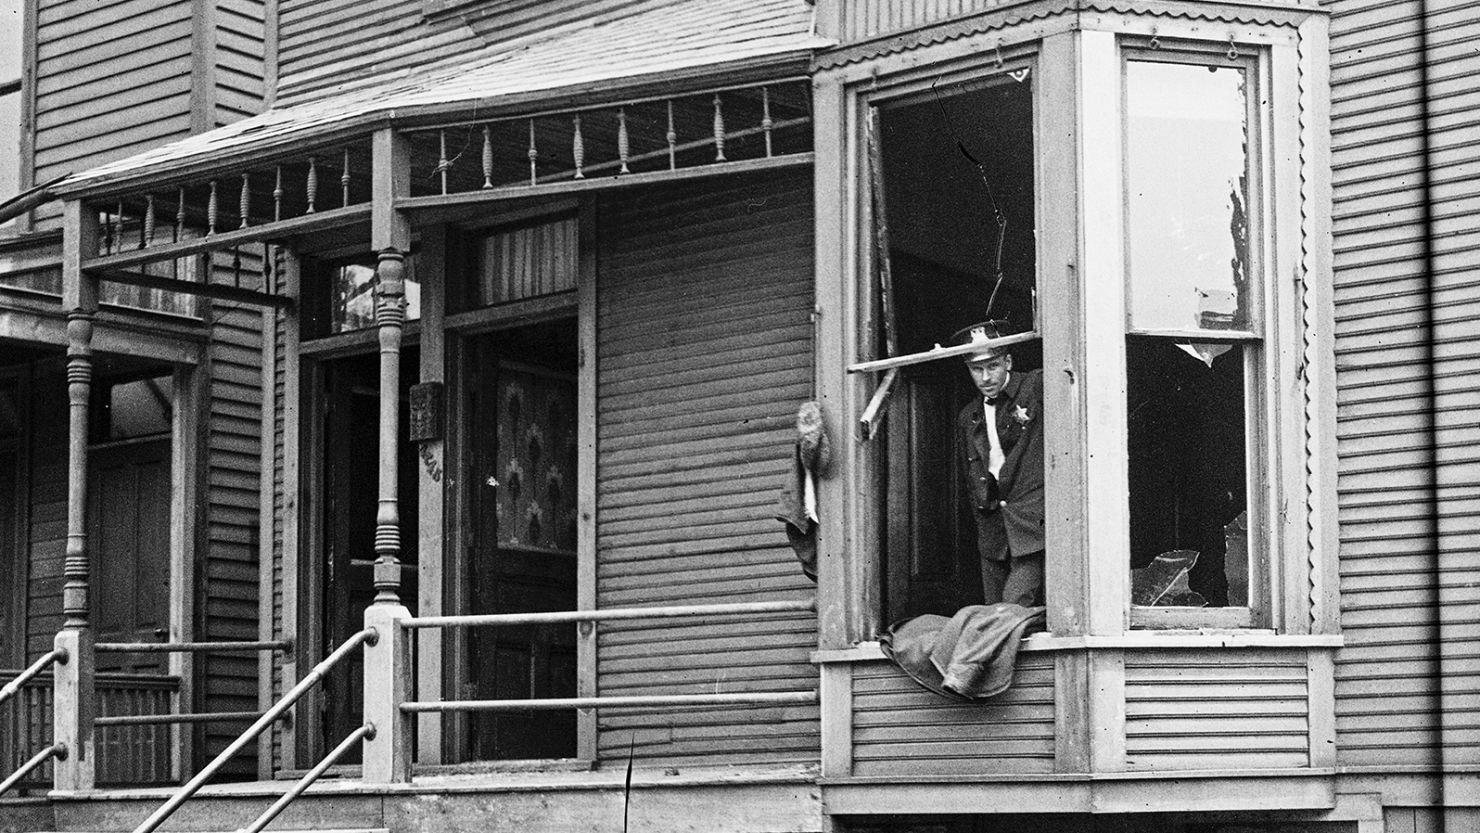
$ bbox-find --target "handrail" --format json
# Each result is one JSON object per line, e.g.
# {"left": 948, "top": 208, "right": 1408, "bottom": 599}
{"left": 96, "top": 710, "right": 275, "bottom": 727}
{"left": 96, "top": 640, "right": 292, "bottom": 654}
{"left": 0, "top": 743, "right": 65, "bottom": 797}
{"left": 239, "top": 723, "right": 375, "bottom": 833}
{"left": 403, "top": 598, "right": 817, "bottom": 629}
{"left": 130, "top": 627, "right": 377, "bottom": 833}
{"left": 403, "top": 691, "right": 818, "bottom": 713}
{"left": 0, "top": 648, "right": 67, "bottom": 708}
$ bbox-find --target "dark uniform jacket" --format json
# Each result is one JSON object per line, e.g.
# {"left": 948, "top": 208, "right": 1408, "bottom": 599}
{"left": 956, "top": 368, "right": 1046, "bottom": 561}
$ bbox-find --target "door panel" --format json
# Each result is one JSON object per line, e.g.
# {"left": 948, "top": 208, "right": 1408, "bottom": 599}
{"left": 89, "top": 439, "right": 171, "bottom": 674}
{"left": 465, "top": 328, "right": 578, "bottom": 761}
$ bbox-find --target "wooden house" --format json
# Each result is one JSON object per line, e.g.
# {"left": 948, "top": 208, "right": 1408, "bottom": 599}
{"left": 1, "top": 1, "right": 1476, "bottom": 832}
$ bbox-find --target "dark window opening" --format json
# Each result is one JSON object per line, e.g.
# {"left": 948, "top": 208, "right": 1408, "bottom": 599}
{"left": 873, "top": 76, "right": 1038, "bottom": 623}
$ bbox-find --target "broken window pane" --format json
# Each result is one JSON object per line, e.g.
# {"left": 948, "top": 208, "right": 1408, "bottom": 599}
{"left": 1125, "top": 60, "right": 1252, "bottom": 333}
{"left": 873, "top": 75, "right": 1041, "bottom": 622}
{"left": 1126, "top": 337, "right": 1249, "bottom": 608}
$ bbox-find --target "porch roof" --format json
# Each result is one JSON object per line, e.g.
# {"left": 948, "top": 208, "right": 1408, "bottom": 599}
{"left": 54, "top": 0, "right": 830, "bottom": 197}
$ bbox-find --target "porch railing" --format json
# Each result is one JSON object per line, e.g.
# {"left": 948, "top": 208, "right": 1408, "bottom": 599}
{"left": 129, "top": 628, "right": 376, "bottom": 833}
{"left": 361, "top": 597, "right": 821, "bottom": 783}
{"left": 1, "top": 661, "right": 178, "bottom": 795}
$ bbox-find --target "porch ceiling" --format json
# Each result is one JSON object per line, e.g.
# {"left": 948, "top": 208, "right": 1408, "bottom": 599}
{"left": 52, "top": 0, "right": 831, "bottom": 199}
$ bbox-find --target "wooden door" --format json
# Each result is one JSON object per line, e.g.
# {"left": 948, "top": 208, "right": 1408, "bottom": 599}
{"left": 884, "top": 364, "right": 981, "bottom": 623}
{"left": 466, "top": 337, "right": 578, "bottom": 761}
{"left": 88, "top": 438, "right": 171, "bottom": 674}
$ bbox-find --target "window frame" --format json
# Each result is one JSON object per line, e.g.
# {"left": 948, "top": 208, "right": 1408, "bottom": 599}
{"left": 1119, "top": 42, "right": 1272, "bottom": 630}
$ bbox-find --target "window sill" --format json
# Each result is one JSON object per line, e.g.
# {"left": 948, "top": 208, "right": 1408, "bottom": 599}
{"left": 812, "top": 631, "right": 1343, "bottom": 663}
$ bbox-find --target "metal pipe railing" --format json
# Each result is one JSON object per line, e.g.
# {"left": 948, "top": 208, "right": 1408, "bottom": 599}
{"left": 0, "top": 648, "right": 67, "bottom": 708}
{"left": 402, "top": 598, "right": 816, "bottom": 630}
{"left": 96, "top": 640, "right": 292, "bottom": 654}
{"left": 402, "top": 691, "right": 818, "bottom": 713}
{"left": 0, "top": 743, "right": 65, "bottom": 797}
{"left": 239, "top": 723, "right": 375, "bottom": 833}
{"left": 130, "top": 627, "right": 377, "bottom": 833}
{"left": 96, "top": 710, "right": 274, "bottom": 727}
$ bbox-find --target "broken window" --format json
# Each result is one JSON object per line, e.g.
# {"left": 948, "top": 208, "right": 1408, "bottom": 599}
{"left": 869, "top": 72, "right": 1041, "bottom": 623}
{"left": 1124, "top": 55, "right": 1258, "bottom": 620}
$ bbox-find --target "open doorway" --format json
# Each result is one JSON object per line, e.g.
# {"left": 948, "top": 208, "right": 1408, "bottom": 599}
{"left": 873, "top": 75, "right": 1038, "bottom": 623}
{"left": 311, "top": 348, "right": 420, "bottom": 763}
{"left": 462, "top": 318, "right": 579, "bottom": 761}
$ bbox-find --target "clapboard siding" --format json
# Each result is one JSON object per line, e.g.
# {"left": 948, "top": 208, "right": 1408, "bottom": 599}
{"left": 197, "top": 260, "right": 266, "bottom": 776}
{"left": 850, "top": 656, "right": 1056, "bottom": 777}
{"left": 594, "top": 169, "right": 817, "bottom": 767}
{"left": 24, "top": 360, "right": 68, "bottom": 660}
{"left": 30, "top": 0, "right": 195, "bottom": 186}
{"left": 273, "top": 0, "right": 707, "bottom": 103}
{"left": 837, "top": 0, "right": 1007, "bottom": 43}
{"left": 1124, "top": 652, "right": 1309, "bottom": 771}
{"left": 1326, "top": 0, "right": 1480, "bottom": 770}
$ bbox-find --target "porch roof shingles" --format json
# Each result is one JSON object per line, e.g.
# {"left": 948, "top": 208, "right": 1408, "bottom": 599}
{"left": 56, "top": 0, "right": 829, "bottom": 195}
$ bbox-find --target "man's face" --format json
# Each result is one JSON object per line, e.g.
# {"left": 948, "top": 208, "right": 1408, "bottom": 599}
{"left": 967, "top": 354, "right": 1013, "bottom": 399}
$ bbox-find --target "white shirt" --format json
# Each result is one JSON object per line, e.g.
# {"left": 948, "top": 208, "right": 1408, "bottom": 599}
{"left": 983, "top": 373, "right": 1010, "bottom": 479}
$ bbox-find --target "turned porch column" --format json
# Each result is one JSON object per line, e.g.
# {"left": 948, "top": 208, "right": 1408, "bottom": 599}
{"left": 55, "top": 199, "right": 99, "bottom": 792}
{"left": 362, "top": 128, "right": 413, "bottom": 783}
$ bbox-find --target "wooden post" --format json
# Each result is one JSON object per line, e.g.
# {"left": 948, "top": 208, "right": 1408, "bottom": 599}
{"left": 415, "top": 226, "right": 447, "bottom": 765}
{"left": 370, "top": 127, "right": 412, "bottom": 607}
{"left": 371, "top": 247, "right": 407, "bottom": 606}
{"left": 364, "top": 128, "right": 414, "bottom": 777}
{"left": 56, "top": 199, "right": 99, "bottom": 792}
{"left": 361, "top": 604, "right": 411, "bottom": 782}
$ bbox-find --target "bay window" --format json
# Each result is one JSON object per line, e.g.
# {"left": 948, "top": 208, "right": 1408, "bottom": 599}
{"left": 841, "top": 19, "right": 1328, "bottom": 638}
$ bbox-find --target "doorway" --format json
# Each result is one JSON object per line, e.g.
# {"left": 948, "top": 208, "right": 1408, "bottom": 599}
{"left": 462, "top": 319, "right": 578, "bottom": 761}
{"left": 312, "top": 349, "right": 420, "bottom": 761}
{"left": 89, "top": 373, "right": 174, "bottom": 675}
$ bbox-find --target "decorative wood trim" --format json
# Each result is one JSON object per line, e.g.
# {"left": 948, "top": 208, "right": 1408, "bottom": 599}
{"left": 188, "top": 0, "right": 219, "bottom": 135}
{"left": 281, "top": 250, "right": 307, "bottom": 775}
{"left": 81, "top": 205, "right": 373, "bottom": 274}
{"left": 443, "top": 292, "right": 578, "bottom": 336}
{"left": 1074, "top": 30, "right": 1129, "bottom": 636}
{"left": 1055, "top": 651, "right": 1091, "bottom": 773}
{"left": 1088, "top": 648, "right": 1125, "bottom": 772}
{"left": 16, "top": 0, "right": 39, "bottom": 231}
{"left": 397, "top": 154, "right": 814, "bottom": 215}
{"left": 810, "top": 77, "right": 853, "bottom": 649}
{"left": 1037, "top": 31, "right": 1083, "bottom": 636}
{"left": 820, "top": 769, "right": 1337, "bottom": 814}
{"left": 372, "top": 129, "right": 412, "bottom": 253}
{"left": 170, "top": 362, "right": 202, "bottom": 781}
{"left": 263, "top": 0, "right": 280, "bottom": 110}
{"left": 415, "top": 225, "right": 448, "bottom": 765}
{"left": 819, "top": 662, "right": 852, "bottom": 778}
{"left": 99, "top": 269, "right": 292, "bottom": 310}
{"left": 1297, "top": 13, "right": 1339, "bottom": 637}
{"left": 575, "top": 198, "right": 598, "bottom": 762}
{"left": 1306, "top": 647, "right": 1336, "bottom": 768}
{"left": 1271, "top": 35, "right": 1307, "bottom": 635}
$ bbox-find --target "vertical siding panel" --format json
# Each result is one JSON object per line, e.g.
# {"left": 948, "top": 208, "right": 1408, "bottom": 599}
{"left": 1327, "top": 0, "right": 1480, "bottom": 769}
{"left": 594, "top": 169, "right": 818, "bottom": 767}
